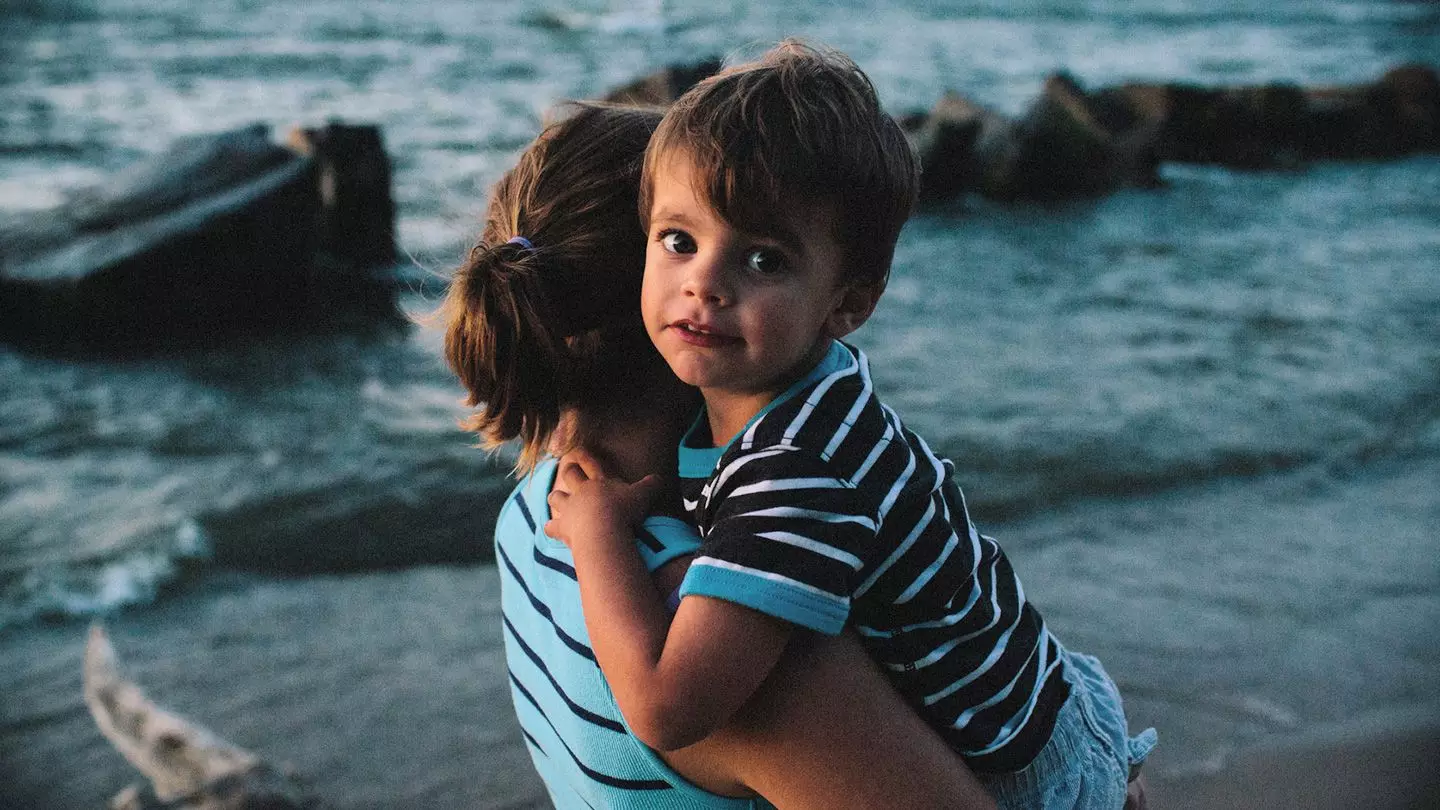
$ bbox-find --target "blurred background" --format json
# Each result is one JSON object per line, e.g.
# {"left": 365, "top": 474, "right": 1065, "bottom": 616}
{"left": 1, "top": 1, "right": 1437, "bottom": 807}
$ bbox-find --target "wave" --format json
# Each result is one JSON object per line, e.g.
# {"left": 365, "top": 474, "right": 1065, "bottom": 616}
{"left": 0, "top": 519, "right": 208, "bottom": 631}
{"left": 907, "top": 1, "right": 1435, "bottom": 28}
{"left": 952, "top": 443, "right": 1321, "bottom": 519}
{"left": 945, "top": 399, "right": 1440, "bottom": 521}
{"left": 2, "top": 0, "right": 97, "bottom": 23}
{"left": 199, "top": 464, "right": 513, "bottom": 574}
{"left": 4, "top": 415, "right": 1432, "bottom": 630}
{"left": 522, "top": 1, "right": 668, "bottom": 36}
{"left": 0, "top": 459, "right": 516, "bottom": 630}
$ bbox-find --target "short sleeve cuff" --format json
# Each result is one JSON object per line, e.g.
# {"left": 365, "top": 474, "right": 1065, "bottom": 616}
{"left": 679, "top": 559, "right": 848, "bottom": 635}
{"left": 634, "top": 516, "right": 703, "bottom": 572}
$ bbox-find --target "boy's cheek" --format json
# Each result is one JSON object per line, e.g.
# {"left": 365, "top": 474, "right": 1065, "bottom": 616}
{"left": 640, "top": 274, "right": 673, "bottom": 329}
{"left": 642, "top": 238, "right": 671, "bottom": 274}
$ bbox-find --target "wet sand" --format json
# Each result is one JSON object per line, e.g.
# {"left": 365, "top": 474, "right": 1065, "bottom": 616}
{"left": 2, "top": 564, "right": 1436, "bottom": 810}
{"left": 1148, "top": 710, "right": 1440, "bottom": 810}
{"left": 0, "top": 567, "right": 549, "bottom": 810}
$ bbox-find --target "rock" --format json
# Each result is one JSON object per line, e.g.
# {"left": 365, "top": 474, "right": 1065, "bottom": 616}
{"left": 1304, "top": 63, "right": 1440, "bottom": 159}
{"left": 1092, "top": 64, "right": 1440, "bottom": 167}
{"left": 1095, "top": 80, "right": 1309, "bottom": 169}
{"left": 288, "top": 123, "right": 397, "bottom": 274}
{"left": 904, "top": 92, "right": 989, "bottom": 202}
{"left": 1383, "top": 63, "right": 1440, "bottom": 153}
{"left": 0, "top": 122, "right": 398, "bottom": 349}
{"left": 68, "top": 125, "right": 299, "bottom": 232}
{"left": 843, "top": 62, "right": 1434, "bottom": 205}
{"left": 601, "top": 58, "right": 722, "bottom": 106}
{"left": 1004, "top": 72, "right": 1163, "bottom": 199}
{"left": 914, "top": 74, "right": 1162, "bottom": 203}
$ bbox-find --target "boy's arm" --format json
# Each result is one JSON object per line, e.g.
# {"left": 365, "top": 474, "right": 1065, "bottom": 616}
{"left": 702, "top": 630, "right": 999, "bottom": 810}
{"left": 649, "top": 561, "right": 999, "bottom": 809}
{"left": 546, "top": 452, "right": 793, "bottom": 752}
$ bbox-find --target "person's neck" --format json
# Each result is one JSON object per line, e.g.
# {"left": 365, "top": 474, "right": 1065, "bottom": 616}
{"left": 561, "top": 410, "right": 679, "bottom": 483}
{"left": 701, "top": 389, "right": 775, "bottom": 448}
{"left": 701, "top": 339, "right": 836, "bottom": 448}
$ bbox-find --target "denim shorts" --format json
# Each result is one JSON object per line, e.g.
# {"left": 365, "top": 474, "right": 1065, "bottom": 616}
{"left": 979, "top": 650, "right": 1158, "bottom": 810}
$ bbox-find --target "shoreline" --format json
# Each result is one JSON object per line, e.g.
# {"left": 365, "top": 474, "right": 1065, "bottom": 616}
{"left": 1149, "top": 709, "right": 1440, "bottom": 810}
{"left": 2, "top": 565, "right": 1436, "bottom": 809}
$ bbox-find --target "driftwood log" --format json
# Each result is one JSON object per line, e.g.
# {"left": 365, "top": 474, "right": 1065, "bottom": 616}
{"left": 85, "top": 625, "right": 324, "bottom": 810}
{"left": 0, "top": 122, "right": 397, "bottom": 348}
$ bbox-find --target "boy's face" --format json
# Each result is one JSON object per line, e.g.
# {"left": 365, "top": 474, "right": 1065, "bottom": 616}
{"left": 641, "top": 150, "right": 871, "bottom": 411}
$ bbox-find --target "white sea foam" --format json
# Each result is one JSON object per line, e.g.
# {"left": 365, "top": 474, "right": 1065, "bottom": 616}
{"left": 0, "top": 521, "right": 213, "bottom": 630}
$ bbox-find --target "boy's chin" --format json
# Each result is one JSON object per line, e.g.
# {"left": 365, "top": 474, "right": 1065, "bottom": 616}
{"left": 654, "top": 351, "right": 714, "bottom": 388}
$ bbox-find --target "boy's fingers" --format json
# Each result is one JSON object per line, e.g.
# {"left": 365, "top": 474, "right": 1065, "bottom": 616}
{"left": 546, "top": 489, "right": 567, "bottom": 514}
{"left": 632, "top": 474, "right": 665, "bottom": 506}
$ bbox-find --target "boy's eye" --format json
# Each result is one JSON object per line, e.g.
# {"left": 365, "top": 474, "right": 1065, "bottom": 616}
{"left": 746, "top": 249, "right": 786, "bottom": 276}
{"left": 659, "top": 229, "right": 696, "bottom": 254}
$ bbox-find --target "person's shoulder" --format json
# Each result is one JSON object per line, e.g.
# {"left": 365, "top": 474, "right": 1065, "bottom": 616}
{"left": 497, "top": 457, "right": 558, "bottom": 537}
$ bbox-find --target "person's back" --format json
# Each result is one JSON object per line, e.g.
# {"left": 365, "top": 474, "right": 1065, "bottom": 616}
{"left": 498, "top": 460, "right": 766, "bottom": 808}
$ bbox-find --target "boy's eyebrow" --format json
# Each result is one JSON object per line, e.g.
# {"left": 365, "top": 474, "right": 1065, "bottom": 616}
{"left": 649, "top": 207, "right": 694, "bottom": 227}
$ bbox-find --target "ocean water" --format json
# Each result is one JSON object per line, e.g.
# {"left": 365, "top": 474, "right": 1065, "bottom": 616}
{"left": 2, "top": 0, "right": 1438, "bottom": 783}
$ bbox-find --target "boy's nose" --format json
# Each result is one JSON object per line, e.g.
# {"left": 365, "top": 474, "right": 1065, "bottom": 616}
{"left": 680, "top": 255, "right": 731, "bottom": 306}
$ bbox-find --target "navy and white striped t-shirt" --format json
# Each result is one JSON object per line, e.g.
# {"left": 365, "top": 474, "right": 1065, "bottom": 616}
{"left": 496, "top": 458, "right": 767, "bottom": 809}
{"left": 676, "top": 340, "right": 1070, "bottom": 773}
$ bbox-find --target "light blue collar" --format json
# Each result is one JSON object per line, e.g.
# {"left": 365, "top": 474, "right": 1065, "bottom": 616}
{"left": 678, "top": 340, "right": 855, "bottom": 478}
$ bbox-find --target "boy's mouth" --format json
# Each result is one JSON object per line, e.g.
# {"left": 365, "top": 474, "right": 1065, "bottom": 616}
{"left": 668, "top": 319, "right": 740, "bottom": 348}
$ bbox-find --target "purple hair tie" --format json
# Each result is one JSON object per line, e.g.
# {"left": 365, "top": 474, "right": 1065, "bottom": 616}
{"left": 506, "top": 236, "right": 535, "bottom": 252}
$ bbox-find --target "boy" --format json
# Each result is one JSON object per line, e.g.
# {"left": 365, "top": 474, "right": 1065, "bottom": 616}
{"left": 547, "top": 40, "right": 1153, "bottom": 808}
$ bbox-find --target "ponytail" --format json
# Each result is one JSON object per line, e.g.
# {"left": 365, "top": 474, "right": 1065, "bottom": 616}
{"left": 441, "top": 104, "right": 665, "bottom": 473}
{"left": 443, "top": 239, "right": 566, "bottom": 472}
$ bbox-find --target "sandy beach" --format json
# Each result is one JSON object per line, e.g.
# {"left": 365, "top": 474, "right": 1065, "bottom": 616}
{"left": 3, "top": 563, "right": 1436, "bottom": 810}
{"left": 0, "top": 567, "right": 548, "bottom": 810}
{"left": 3, "top": 2, "right": 1438, "bottom": 808}
{"left": 1148, "top": 711, "right": 1440, "bottom": 810}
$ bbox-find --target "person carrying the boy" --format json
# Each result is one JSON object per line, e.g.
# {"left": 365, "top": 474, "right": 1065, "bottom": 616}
{"left": 546, "top": 39, "right": 1156, "bottom": 809}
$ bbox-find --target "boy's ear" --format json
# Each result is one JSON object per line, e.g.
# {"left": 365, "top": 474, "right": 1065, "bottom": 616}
{"left": 826, "top": 283, "right": 881, "bottom": 339}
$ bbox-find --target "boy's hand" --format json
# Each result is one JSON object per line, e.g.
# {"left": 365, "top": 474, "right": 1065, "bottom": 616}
{"left": 545, "top": 449, "right": 664, "bottom": 549}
